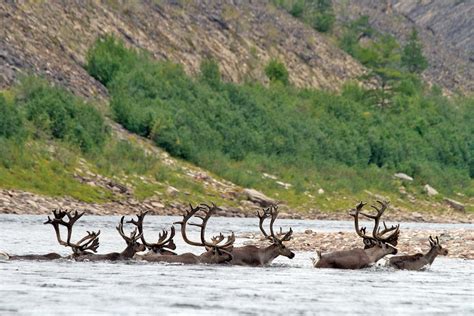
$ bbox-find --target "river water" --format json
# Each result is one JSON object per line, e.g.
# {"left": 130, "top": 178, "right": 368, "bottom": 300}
{"left": 0, "top": 215, "right": 472, "bottom": 315}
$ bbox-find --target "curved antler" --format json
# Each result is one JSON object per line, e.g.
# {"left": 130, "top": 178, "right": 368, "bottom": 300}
{"left": 128, "top": 211, "right": 176, "bottom": 252}
{"left": 350, "top": 201, "right": 399, "bottom": 247}
{"left": 116, "top": 216, "right": 142, "bottom": 245}
{"left": 44, "top": 209, "right": 100, "bottom": 254}
{"left": 199, "top": 203, "right": 235, "bottom": 251}
{"left": 349, "top": 201, "right": 377, "bottom": 247}
{"left": 257, "top": 205, "right": 292, "bottom": 244}
{"left": 173, "top": 204, "right": 207, "bottom": 247}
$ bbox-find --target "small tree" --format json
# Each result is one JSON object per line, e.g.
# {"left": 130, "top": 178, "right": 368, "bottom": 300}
{"left": 401, "top": 28, "right": 428, "bottom": 74}
{"left": 308, "top": 0, "right": 335, "bottom": 33}
{"left": 199, "top": 58, "right": 221, "bottom": 88}
{"left": 265, "top": 59, "right": 289, "bottom": 85}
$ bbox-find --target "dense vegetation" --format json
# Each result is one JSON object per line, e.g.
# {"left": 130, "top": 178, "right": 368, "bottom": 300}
{"left": 273, "top": 0, "right": 335, "bottom": 33}
{"left": 85, "top": 35, "right": 473, "bottom": 201}
{"left": 0, "top": 76, "right": 232, "bottom": 204}
{"left": 0, "top": 78, "right": 111, "bottom": 201}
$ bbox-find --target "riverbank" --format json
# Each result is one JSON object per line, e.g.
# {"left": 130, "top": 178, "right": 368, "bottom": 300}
{"left": 0, "top": 188, "right": 472, "bottom": 224}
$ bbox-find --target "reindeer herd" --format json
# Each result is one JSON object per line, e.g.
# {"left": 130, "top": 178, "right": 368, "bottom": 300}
{"left": 1, "top": 201, "right": 448, "bottom": 271}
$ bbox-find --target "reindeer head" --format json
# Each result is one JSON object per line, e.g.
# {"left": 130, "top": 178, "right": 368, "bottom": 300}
{"left": 128, "top": 211, "right": 177, "bottom": 255}
{"left": 258, "top": 205, "right": 295, "bottom": 259}
{"left": 429, "top": 236, "right": 448, "bottom": 256}
{"left": 116, "top": 216, "right": 146, "bottom": 254}
{"left": 350, "top": 201, "right": 399, "bottom": 254}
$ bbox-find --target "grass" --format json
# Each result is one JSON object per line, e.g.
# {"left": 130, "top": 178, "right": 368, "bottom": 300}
{"left": 0, "top": 141, "right": 112, "bottom": 202}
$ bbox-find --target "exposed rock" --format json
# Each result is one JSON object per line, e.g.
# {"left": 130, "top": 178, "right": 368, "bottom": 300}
{"left": 444, "top": 198, "right": 465, "bottom": 212}
{"left": 166, "top": 186, "right": 179, "bottom": 197}
{"left": 276, "top": 181, "right": 292, "bottom": 189}
{"left": 394, "top": 173, "right": 414, "bottom": 181}
{"left": 150, "top": 201, "right": 165, "bottom": 208}
{"left": 262, "top": 173, "right": 277, "bottom": 180}
{"left": 0, "top": 1, "right": 366, "bottom": 98}
{"left": 399, "top": 186, "right": 407, "bottom": 195}
{"left": 423, "top": 184, "right": 438, "bottom": 197}
{"left": 242, "top": 188, "right": 276, "bottom": 207}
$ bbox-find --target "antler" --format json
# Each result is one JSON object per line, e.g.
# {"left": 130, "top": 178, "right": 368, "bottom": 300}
{"left": 174, "top": 203, "right": 235, "bottom": 255}
{"left": 116, "top": 216, "right": 142, "bottom": 245}
{"left": 349, "top": 201, "right": 399, "bottom": 247}
{"left": 173, "top": 204, "right": 208, "bottom": 247}
{"left": 257, "top": 205, "right": 292, "bottom": 244}
{"left": 350, "top": 201, "right": 377, "bottom": 247}
{"left": 44, "top": 209, "right": 100, "bottom": 254}
{"left": 429, "top": 235, "right": 440, "bottom": 247}
{"left": 198, "top": 203, "right": 235, "bottom": 252}
{"left": 128, "top": 211, "right": 176, "bottom": 253}
{"left": 375, "top": 220, "right": 400, "bottom": 245}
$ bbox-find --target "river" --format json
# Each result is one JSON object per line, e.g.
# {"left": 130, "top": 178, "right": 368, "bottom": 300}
{"left": 0, "top": 215, "right": 472, "bottom": 315}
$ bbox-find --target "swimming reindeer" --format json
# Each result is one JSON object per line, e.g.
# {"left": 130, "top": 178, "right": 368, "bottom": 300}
{"left": 127, "top": 210, "right": 178, "bottom": 257}
{"left": 136, "top": 204, "right": 235, "bottom": 264}
{"left": 313, "top": 201, "right": 399, "bottom": 269}
{"left": 387, "top": 236, "right": 448, "bottom": 270}
{"left": 45, "top": 209, "right": 145, "bottom": 261}
{"left": 229, "top": 205, "right": 295, "bottom": 266}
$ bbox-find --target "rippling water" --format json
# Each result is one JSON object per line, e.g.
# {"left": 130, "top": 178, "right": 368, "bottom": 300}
{"left": 0, "top": 215, "right": 473, "bottom": 315}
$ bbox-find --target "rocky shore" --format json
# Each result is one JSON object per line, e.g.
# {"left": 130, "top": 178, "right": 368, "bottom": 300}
{"left": 0, "top": 188, "right": 473, "bottom": 224}
{"left": 242, "top": 229, "right": 474, "bottom": 260}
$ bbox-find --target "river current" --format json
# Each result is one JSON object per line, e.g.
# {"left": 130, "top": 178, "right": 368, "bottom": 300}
{"left": 0, "top": 215, "right": 472, "bottom": 315}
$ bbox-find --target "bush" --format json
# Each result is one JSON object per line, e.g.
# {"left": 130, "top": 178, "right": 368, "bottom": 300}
{"left": 264, "top": 59, "right": 289, "bottom": 85}
{"left": 0, "top": 94, "right": 24, "bottom": 139}
{"left": 199, "top": 58, "right": 221, "bottom": 89}
{"left": 86, "top": 35, "right": 140, "bottom": 86}
{"left": 274, "top": 0, "right": 335, "bottom": 33}
{"left": 17, "top": 77, "right": 108, "bottom": 153}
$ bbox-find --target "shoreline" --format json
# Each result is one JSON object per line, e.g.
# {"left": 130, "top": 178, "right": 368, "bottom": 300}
{"left": 1, "top": 188, "right": 472, "bottom": 224}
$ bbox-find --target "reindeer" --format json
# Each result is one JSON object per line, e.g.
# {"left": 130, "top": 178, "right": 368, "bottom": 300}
{"left": 137, "top": 204, "right": 235, "bottom": 264}
{"left": 313, "top": 201, "right": 399, "bottom": 269}
{"left": 127, "top": 211, "right": 177, "bottom": 258}
{"left": 230, "top": 205, "right": 295, "bottom": 266}
{"left": 2, "top": 252, "right": 62, "bottom": 261}
{"left": 44, "top": 209, "right": 145, "bottom": 261}
{"left": 388, "top": 236, "right": 448, "bottom": 270}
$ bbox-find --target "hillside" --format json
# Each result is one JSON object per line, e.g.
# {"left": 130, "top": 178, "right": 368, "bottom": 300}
{"left": 0, "top": 1, "right": 472, "bottom": 221}
{"left": 332, "top": 0, "right": 474, "bottom": 94}
{"left": 0, "top": 0, "right": 365, "bottom": 99}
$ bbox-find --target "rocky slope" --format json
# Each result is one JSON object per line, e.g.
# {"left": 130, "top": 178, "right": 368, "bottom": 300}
{"left": 0, "top": 1, "right": 472, "bottom": 220}
{"left": 0, "top": 0, "right": 365, "bottom": 99}
{"left": 333, "top": 0, "right": 474, "bottom": 94}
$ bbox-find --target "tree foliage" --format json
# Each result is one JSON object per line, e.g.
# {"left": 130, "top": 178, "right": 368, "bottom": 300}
{"left": 274, "top": 0, "right": 335, "bottom": 33}
{"left": 265, "top": 59, "right": 289, "bottom": 85}
{"left": 85, "top": 36, "right": 473, "bottom": 193}
{"left": 401, "top": 28, "right": 428, "bottom": 74}
{"left": 1, "top": 77, "right": 108, "bottom": 153}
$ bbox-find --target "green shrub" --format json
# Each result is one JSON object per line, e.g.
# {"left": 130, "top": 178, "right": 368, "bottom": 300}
{"left": 274, "top": 0, "right": 335, "bottom": 33}
{"left": 86, "top": 34, "right": 140, "bottom": 86}
{"left": 264, "top": 59, "right": 289, "bottom": 85}
{"left": 0, "top": 94, "right": 24, "bottom": 139}
{"left": 17, "top": 77, "right": 108, "bottom": 153}
{"left": 199, "top": 58, "right": 221, "bottom": 88}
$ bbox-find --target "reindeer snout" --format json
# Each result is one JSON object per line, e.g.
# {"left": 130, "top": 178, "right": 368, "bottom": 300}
{"left": 289, "top": 252, "right": 295, "bottom": 259}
